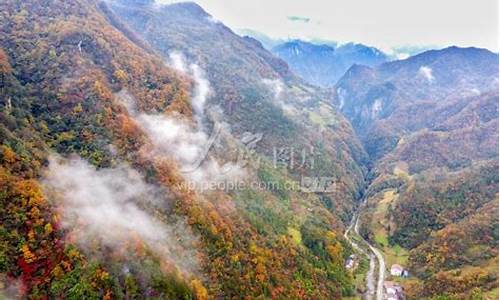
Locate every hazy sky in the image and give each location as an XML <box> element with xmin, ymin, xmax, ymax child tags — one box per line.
<box><xmin>171</xmin><ymin>0</ymin><xmax>499</xmax><ymax>53</ymax></box>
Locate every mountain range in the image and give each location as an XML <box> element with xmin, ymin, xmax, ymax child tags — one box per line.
<box><xmin>272</xmin><ymin>40</ymin><xmax>388</xmax><ymax>87</ymax></box>
<box><xmin>237</xmin><ymin>30</ymin><xmax>433</xmax><ymax>88</ymax></box>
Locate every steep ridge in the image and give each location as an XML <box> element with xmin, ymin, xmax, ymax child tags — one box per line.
<box><xmin>0</xmin><ymin>0</ymin><xmax>200</xmax><ymax>297</ymax></box>
<box><xmin>101</xmin><ymin>3</ymin><xmax>378</xmax><ymax>298</ymax></box>
<box><xmin>0</xmin><ymin>0</ymin><xmax>372</xmax><ymax>299</ymax></box>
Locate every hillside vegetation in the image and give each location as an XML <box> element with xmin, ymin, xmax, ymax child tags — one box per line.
<box><xmin>0</xmin><ymin>0</ymin><xmax>370</xmax><ymax>299</ymax></box>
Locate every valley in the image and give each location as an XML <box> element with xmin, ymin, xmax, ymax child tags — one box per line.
<box><xmin>0</xmin><ymin>0</ymin><xmax>498</xmax><ymax>299</ymax></box>
<box><xmin>336</xmin><ymin>46</ymin><xmax>499</xmax><ymax>298</ymax></box>
<box><xmin>276</xmin><ymin>29</ymin><xmax>500</xmax><ymax>300</ymax></box>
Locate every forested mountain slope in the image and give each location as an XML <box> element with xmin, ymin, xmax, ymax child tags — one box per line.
<box><xmin>0</xmin><ymin>0</ymin><xmax>371</xmax><ymax>299</ymax></box>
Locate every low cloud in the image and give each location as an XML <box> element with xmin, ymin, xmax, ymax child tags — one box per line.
<box><xmin>168</xmin><ymin>52</ymin><xmax>210</xmax><ymax>121</ymax></box>
<box><xmin>190</xmin><ymin>64</ymin><xmax>210</xmax><ymax>118</ymax></box>
<box><xmin>396</xmin><ymin>53</ymin><xmax>410</xmax><ymax>60</ymax></box>
<box><xmin>418</xmin><ymin>66</ymin><xmax>434</xmax><ymax>82</ymax></box>
<box><xmin>130</xmin><ymin>105</ymin><xmax>246</xmax><ymax>189</ymax></box>
<box><xmin>262</xmin><ymin>78</ymin><xmax>296</xmax><ymax>114</ymax></box>
<box><xmin>206</xmin><ymin>15</ymin><xmax>220</xmax><ymax>24</ymax></box>
<box><xmin>262</xmin><ymin>78</ymin><xmax>284</xmax><ymax>99</ymax></box>
<box><xmin>153</xmin><ymin>0</ymin><xmax>184</xmax><ymax>6</ymax></box>
<box><xmin>42</xmin><ymin>156</ymin><xmax>201</xmax><ymax>275</ymax></box>
<box><xmin>118</xmin><ymin>51</ymin><xmax>246</xmax><ymax>190</ymax></box>
<box><xmin>168</xmin><ymin>51</ymin><xmax>188</xmax><ymax>73</ymax></box>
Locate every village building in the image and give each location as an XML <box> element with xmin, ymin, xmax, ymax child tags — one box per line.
<box><xmin>345</xmin><ymin>254</ymin><xmax>357</xmax><ymax>269</ymax></box>
<box><xmin>390</xmin><ymin>264</ymin><xmax>405</xmax><ymax>277</ymax></box>
<box><xmin>384</xmin><ymin>281</ymin><xmax>403</xmax><ymax>300</ymax></box>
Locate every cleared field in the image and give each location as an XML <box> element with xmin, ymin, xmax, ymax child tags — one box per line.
<box><xmin>371</xmin><ymin>190</ymin><xmax>409</xmax><ymax>267</ymax></box>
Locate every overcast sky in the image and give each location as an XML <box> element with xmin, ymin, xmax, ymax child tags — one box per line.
<box><xmin>166</xmin><ymin>0</ymin><xmax>498</xmax><ymax>53</ymax></box>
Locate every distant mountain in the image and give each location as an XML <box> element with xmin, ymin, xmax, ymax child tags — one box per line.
<box><xmin>272</xmin><ymin>40</ymin><xmax>388</xmax><ymax>87</ymax></box>
<box><xmin>389</xmin><ymin>45</ymin><xmax>432</xmax><ymax>59</ymax></box>
<box><xmin>235</xmin><ymin>28</ymin><xmax>286</xmax><ymax>49</ymax></box>
<box><xmin>336</xmin><ymin>46</ymin><xmax>499</xmax><ymax>159</ymax></box>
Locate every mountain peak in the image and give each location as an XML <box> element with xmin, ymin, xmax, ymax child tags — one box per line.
<box><xmin>411</xmin><ymin>45</ymin><xmax>497</xmax><ymax>61</ymax></box>
<box><xmin>114</xmin><ymin>1</ymin><xmax>212</xmax><ymax>19</ymax></box>
<box><xmin>242</xmin><ymin>35</ymin><xmax>265</xmax><ymax>49</ymax></box>
<box><xmin>274</xmin><ymin>40</ymin><xmax>334</xmax><ymax>54</ymax></box>
<box><xmin>340</xmin><ymin>63</ymin><xmax>375</xmax><ymax>81</ymax></box>
<box><xmin>158</xmin><ymin>1</ymin><xmax>210</xmax><ymax>18</ymax></box>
